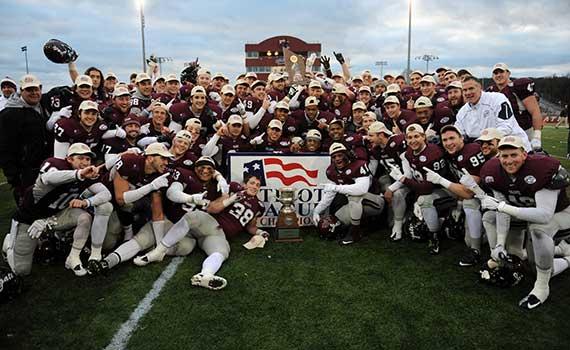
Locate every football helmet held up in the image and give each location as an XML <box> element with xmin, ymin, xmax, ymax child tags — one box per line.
<box><xmin>43</xmin><ymin>39</ymin><xmax>78</xmax><ymax>64</ymax></box>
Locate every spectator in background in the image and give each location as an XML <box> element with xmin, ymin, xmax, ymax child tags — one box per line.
<box><xmin>556</xmin><ymin>104</ymin><xmax>568</xmax><ymax>129</ymax></box>
<box><xmin>0</xmin><ymin>75</ymin><xmax>52</xmax><ymax>205</ymax></box>
<box><xmin>0</xmin><ymin>77</ymin><xmax>17</xmax><ymax>111</ymax></box>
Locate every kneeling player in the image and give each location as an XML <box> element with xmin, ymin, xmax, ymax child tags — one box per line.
<box><xmin>4</xmin><ymin>143</ymin><xmax>112</xmax><ymax>276</ymax></box>
<box><xmin>313</xmin><ymin>143</ymin><xmax>384</xmax><ymax>245</ymax></box>
<box><xmin>133</xmin><ymin>174</ymin><xmax>267</xmax><ymax>290</ymax></box>
<box><xmin>479</xmin><ymin>136</ymin><xmax>570</xmax><ymax>309</ymax></box>
<box><xmin>389</xmin><ymin>124</ymin><xmax>451</xmax><ymax>254</ymax></box>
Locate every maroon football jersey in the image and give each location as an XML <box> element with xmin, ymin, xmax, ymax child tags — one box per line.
<box><xmin>394</xmin><ymin>109</ymin><xmax>419</xmax><ymax>133</ymax></box>
<box><xmin>215</xmin><ymin>182</ymin><xmax>264</xmax><ymax>239</ymax></box>
<box><xmin>486</xmin><ymin>78</ymin><xmax>534</xmax><ymax>130</ymax></box>
<box><xmin>15</xmin><ymin>157</ymin><xmax>97</xmax><ymax>224</ymax></box>
<box><xmin>101</xmin><ymin>105</ymin><xmax>131</xmax><ymax>128</ymax></box>
<box><xmin>321</xmin><ymin>134</ymin><xmax>368</xmax><ymax>161</ymax></box>
<box><xmin>375</xmin><ymin>133</ymin><xmax>407</xmax><ymax>174</ymax></box>
<box><xmin>480</xmin><ymin>155</ymin><xmax>569</xmax><ymax>212</ymax></box>
<box><xmin>131</xmin><ymin>93</ymin><xmax>152</xmax><ymax>115</ymax></box>
<box><xmin>101</xmin><ymin>137</ymin><xmax>139</xmax><ymax>155</ymax></box>
<box><xmin>171</xmin><ymin>150</ymin><xmax>199</xmax><ymax>170</ymax></box>
<box><xmin>115</xmin><ymin>153</ymin><xmax>161</xmax><ymax>188</ymax></box>
<box><xmin>243</xmin><ymin>96</ymin><xmax>263</xmax><ymax>113</ymax></box>
<box><xmin>152</xmin><ymin>92</ymin><xmax>180</xmax><ymax>105</ymax></box>
<box><xmin>445</xmin><ymin>143</ymin><xmax>485</xmax><ymax>181</ymax></box>
<box><xmin>267</xmin><ymin>88</ymin><xmax>286</xmax><ymax>102</ymax></box>
<box><xmin>291</xmin><ymin>110</ymin><xmax>334</xmax><ymax>137</ymax></box>
<box><xmin>402</xmin><ymin>87</ymin><xmax>421</xmax><ymax>102</ymax></box>
<box><xmin>326</xmin><ymin>159</ymin><xmax>371</xmax><ymax>185</ymax></box>
<box><xmin>330</xmin><ymin>99</ymin><xmax>353</xmax><ymax>123</ymax></box>
<box><xmin>163</xmin><ymin>167</ymin><xmax>221</xmax><ymax>222</ymax></box>
<box><xmin>253</xmin><ymin>135</ymin><xmax>291</xmax><ymax>153</ymax></box>
<box><xmin>53</xmin><ymin>118</ymin><xmax>108</xmax><ymax>150</ymax></box>
<box><xmin>403</xmin><ymin>143</ymin><xmax>447</xmax><ymax>195</ymax></box>
<box><xmin>220</xmin><ymin>134</ymin><xmax>253</xmax><ymax>153</ymax></box>
<box><xmin>169</xmin><ymin>101</ymin><xmax>193</xmax><ymax>124</ymax></box>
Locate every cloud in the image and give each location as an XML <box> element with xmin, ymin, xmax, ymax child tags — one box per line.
<box><xmin>1</xmin><ymin>0</ymin><xmax>569</xmax><ymax>88</ymax></box>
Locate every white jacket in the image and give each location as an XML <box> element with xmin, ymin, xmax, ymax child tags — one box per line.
<box><xmin>455</xmin><ymin>91</ymin><xmax>531</xmax><ymax>151</ymax></box>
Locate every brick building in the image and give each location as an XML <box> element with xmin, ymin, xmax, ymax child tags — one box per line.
<box><xmin>245</xmin><ymin>35</ymin><xmax>321</xmax><ymax>80</ymax></box>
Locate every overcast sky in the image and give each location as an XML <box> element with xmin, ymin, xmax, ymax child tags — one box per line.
<box><xmin>1</xmin><ymin>0</ymin><xmax>569</xmax><ymax>88</ymax></box>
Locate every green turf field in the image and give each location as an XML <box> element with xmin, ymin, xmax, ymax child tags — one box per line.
<box><xmin>1</xmin><ymin>127</ymin><xmax>569</xmax><ymax>350</ymax></box>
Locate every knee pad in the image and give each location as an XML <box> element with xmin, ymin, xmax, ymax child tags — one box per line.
<box><xmin>417</xmin><ymin>195</ymin><xmax>435</xmax><ymax>209</ymax></box>
<box><xmin>95</xmin><ymin>202</ymin><xmax>113</xmax><ymax>216</ymax></box>
<box><xmin>133</xmin><ymin>228</ymin><xmax>155</xmax><ymax>250</ymax></box>
<box><xmin>482</xmin><ymin>210</ymin><xmax>496</xmax><ymax>225</ymax></box>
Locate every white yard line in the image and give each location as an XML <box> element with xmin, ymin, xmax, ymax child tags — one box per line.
<box><xmin>104</xmin><ymin>257</ymin><xmax>184</xmax><ymax>350</ymax></box>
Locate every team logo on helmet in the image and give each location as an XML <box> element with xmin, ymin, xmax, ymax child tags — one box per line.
<box><xmin>419</xmin><ymin>155</ymin><xmax>427</xmax><ymax>162</ymax></box>
<box><xmin>485</xmin><ymin>176</ymin><xmax>494</xmax><ymax>183</ymax></box>
<box><xmin>458</xmin><ymin>155</ymin><xmax>463</xmax><ymax>161</ymax></box>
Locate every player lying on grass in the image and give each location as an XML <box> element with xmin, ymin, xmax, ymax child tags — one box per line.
<box><xmin>133</xmin><ymin>174</ymin><xmax>267</xmax><ymax>291</ymax></box>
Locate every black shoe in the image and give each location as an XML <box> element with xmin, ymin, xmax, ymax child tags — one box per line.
<box><xmin>459</xmin><ymin>249</ymin><xmax>481</xmax><ymax>267</ymax></box>
<box><xmin>339</xmin><ymin>225</ymin><xmax>361</xmax><ymax>246</ymax></box>
<box><xmin>428</xmin><ymin>239</ymin><xmax>440</xmax><ymax>255</ymax></box>
<box><xmin>87</xmin><ymin>259</ymin><xmax>109</xmax><ymax>276</ymax></box>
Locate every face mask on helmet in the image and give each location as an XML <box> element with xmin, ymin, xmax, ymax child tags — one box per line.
<box><xmin>479</xmin><ymin>255</ymin><xmax>525</xmax><ymax>288</ymax></box>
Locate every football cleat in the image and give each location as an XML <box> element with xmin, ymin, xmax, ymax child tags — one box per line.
<box><xmin>65</xmin><ymin>255</ymin><xmax>87</xmax><ymax>277</ymax></box>
<box><xmin>339</xmin><ymin>225</ymin><xmax>361</xmax><ymax>246</ymax></box>
<box><xmin>428</xmin><ymin>239</ymin><xmax>440</xmax><ymax>255</ymax></box>
<box><xmin>519</xmin><ymin>294</ymin><xmax>543</xmax><ymax>310</ymax></box>
<box><xmin>389</xmin><ymin>229</ymin><xmax>402</xmax><ymax>242</ymax></box>
<box><xmin>133</xmin><ymin>243</ymin><xmax>167</xmax><ymax>266</ymax></box>
<box><xmin>87</xmin><ymin>259</ymin><xmax>109</xmax><ymax>275</ymax></box>
<box><xmin>191</xmin><ymin>273</ymin><xmax>227</xmax><ymax>291</ymax></box>
<box><xmin>459</xmin><ymin>249</ymin><xmax>481</xmax><ymax>267</ymax></box>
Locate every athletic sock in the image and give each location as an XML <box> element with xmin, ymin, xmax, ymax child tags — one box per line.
<box><xmin>201</xmin><ymin>252</ymin><xmax>225</xmax><ymax>276</ymax></box>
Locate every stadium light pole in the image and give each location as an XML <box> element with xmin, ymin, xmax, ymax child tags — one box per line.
<box><xmin>375</xmin><ymin>61</ymin><xmax>388</xmax><ymax>78</ymax></box>
<box><xmin>406</xmin><ymin>0</ymin><xmax>412</xmax><ymax>83</ymax></box>
<box><xmin>137</xmin><ymin>0</ymin><xmax>146</xmax><ymax>72</ymax></box>
<box><xmin>21</xmin><ymin>46</ymin><xmax>29</xmax><ymax>74</ymax></box>
<box><xmin>415</xmin><ymin>54</ymin><xmax>439</xmax><ymax>73</ymax></box>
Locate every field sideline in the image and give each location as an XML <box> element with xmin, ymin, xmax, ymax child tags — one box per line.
<box><xmin>0</xmin><ymin>127</ymin><xmax>569</xmax><ymax>350</ymax></box>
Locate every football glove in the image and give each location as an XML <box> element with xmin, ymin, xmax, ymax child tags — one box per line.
<box><xmin>150</xmin><ymin>173</ymin><xmax>170</xmax><ymax>191</ymax></box>
<box><xmin>312</xmin><ymin>212</ymin><xmax>321</xmax><ymax>226</ymax></box>
<box><xmin>236</xmin><ymin>100</ymin><xmax>246</xmax><ymax>116</ymax></box>
<box><xmin>250</xmin><ymin>133</ymin><xmax>265</xmax><ymax>145</ymax></box>
<box><xmin>333</xmin><ymin>51</ymin><xmax>345</xmax><ymax>65</ymax></box>
<box><xmin>480</xmin><ymin>195</ymin><xmax>501</xmax><ymax>211</ymax></box>
<box><xmin>189</xmin><ymin>191</ymin><xmax>208</xmax><ymax>207</ymax></box>
<box><xmin>255</xmin><ymin>229</ymin><xmax>270</xmax><ymax>239</ymax></box>
<box><xmin>388</xmin><ymin>164</ymin><xmax>404</xmax><ymax>182</ymax></box>
<box><xmin>27</xmin><ymin>219</ymin><xmax>49</xmax><ymax>240</ymax></box>
<box><xmin>491</xmin><ymin>244</ymin><xmax>508</xmax><ymax>262</ymax></box>
<box><xmin>114</xmin><ymin>127</ymin><xmax>127</xmax><ymax>139</ymax></box>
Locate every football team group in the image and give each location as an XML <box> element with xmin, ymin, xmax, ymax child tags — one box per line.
<box><xmin>0</xmin><ymin>41</ymin><xmax>568</xmax><ymax>311</ymax></box>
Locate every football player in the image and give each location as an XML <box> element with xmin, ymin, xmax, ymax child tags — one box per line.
<box><xmin>202</xmin><ymin>115</ymin><xmax>252</xmax><ymax>170</ymax></box>
<box><xmin>455</xmin><ymin>76</ymin><xmax>530</xmax><ymax>149</ymax></box>
<box><xmin>383</xmin><ymin>96</ymin><xmax>418</xmax><ymax>134</ymax></box>
<box><xmin>130</xmin><ymin>73</ymin><xmax>153</xmax><ymax>118</ymax></box>
<box><xmin>329</xmin><ymin>83</ymin><xmax>353</xmax><ymax>123</ymax></box>
<box><xmin>487</xmin><ymin>63</ymin><xmax>543</xmax><ymax>149</ymax></box>
<box><xmin>476</xmin><ymin>128</ymin><xmax>504</xmax><ymax>160</ymax></box>
<box><xmin>313</xmin><ymin>143</ymin><xmax>384</xmax><ymax>245</ymax></box>
<box><xmin>4</xmin><ymin>143</ymin><xmax>112</xmax><ymax>276</ymax></box>
<box><xmin>445</xmin><ymin>81</ymin><xmax>464</xmax><ymax>117</ymax></box>
<box><xmin>290</xmin><ymin>129</ymin><xmax>323</xmax><ymax>153</ymax></box>
<box><xmin>250</xmin><ymin>119</ymin><xmax>291</xmax><ymax>153</ymax></box>
<box><xmin>479</xmin><ymin>136</ymin><xmax>570</xmax><ymax>309</ymax></box>
<box><xmin>418</xmin><ymin>75</ymin><xmax>447</xmax><ymax>108</ymax></box>
<box><xmin>367</xmin><ymin>121</ymin><xmax>409</xmax><ymax>241</ymax></box>
<box><xmin>133</xmin><ymin>174</ymin><xmax>266</xmax><ymax>290</ymax></box>
<box><xmin>103</xmin><ymin>72</ymin><xmax>117</xmax><ymax>96</ymax></box>
<box><xmin>413</xmin><ymin>96</ymin><xmax>455</xmax><ymax>144</ymax></box>
<box><xmin>321</xmin><ymin>119</ymin><xmax>368</xmax><ymax>161</ymax></box>
<box><xmin>428</xmin><ymin>125</ymin><xmax>486</xmax><ymax>266</ymax></box>
<box><xmin>267</xmin><ymin>73</ymin><xmax>286</xmax><ymax>102</ymax></box>
<box><xmin>234</xmin><ymin>79</ymin><xmax>250</xmax><ymax>100</ymax></box>
<box><xmin>345</xmin><ymin>101</ymin><xmax>367</xmax><ymax>134</ymax></box>
<box><xmin>101</xmin><ymin>116</ymin><xmax>142</xmax><ymax>159</ymax></box>
<box><xmin>138</xmin><ymin>102</ymin><xmax>176</xmax><ymax>147</ymax></box>
<box><xmin>101</xmin><ymin>86</ymin><xmax>132</xmax><ymax>129</ymax></box>
<box><xmin>390</xmin><ymin>124</ymin><xmax>449</xmax><ymax>254</ymax></box>
<box><xmin>153</xmin><ymin>74</ymin><xmax>181</xmax><ymax>105</ymax></box>
<box><xmin>53</xmin><ymin>100</ymin><xmax>110</xmax><ymax>159</ymax></box>
<box><xmin>108</xmin><ymin>142</ymin><xmax>172</xmax><ymax>242</ymax></box>
<box><xmin>184</xmin><ymin>118</ymin><xmax>208</xmax><ymax>156</ymax></box>
<box><xmin>291</xmin><ymin>96</ymin><xmax>334</xmax><ymax>137</ymax></box>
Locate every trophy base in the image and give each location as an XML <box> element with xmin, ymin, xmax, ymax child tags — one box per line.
<box><xmin>273</xmin><ymin>228</ymin><xmax>303</xmax><ymax>243</ymax></box>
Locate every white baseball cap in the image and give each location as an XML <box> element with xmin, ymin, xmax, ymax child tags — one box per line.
<box><xmin>67</xmin><ymin>142</ymin><xmax>95</xmax><ymax>158</ymax></box>
<box><xmin>19</xmin><ymin>74</ymin><xmax>41</xmax><ymax>89</ymax></box>
<box><xmin>144</xmin><ymin>142</ymin><xmax>174</xmax><ymax>158</ymax></box>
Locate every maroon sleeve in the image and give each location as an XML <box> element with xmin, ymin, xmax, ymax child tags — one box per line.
<box><xmin>229</xmin><ymin>181</ymin><xmax>244</xmax><ymax>193</ymax></box>
<box><xmin>512</xmin><ymin>78</ymin><xmax>535</xmax><ymax>100</ymax></box>
<box><xmin>53</xmin><ymin>119</ymin><xmax>74</xmax><ymax>143</ymax></box>
<box><xmin>116</xmin><ymin>153</ymin><xmax>142</xmax><ymax>179</ymax></box>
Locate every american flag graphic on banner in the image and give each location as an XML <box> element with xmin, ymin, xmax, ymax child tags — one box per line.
<box><xmin>243</xmin><ymin>157</ymin><xmax>319</xmax><ymax>187</ymax></box>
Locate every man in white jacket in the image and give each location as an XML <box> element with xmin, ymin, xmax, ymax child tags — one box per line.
<box><xmin>455</xmin><ymin>76</ymin><xmax>530</xmax><ymax>151</ymax></box>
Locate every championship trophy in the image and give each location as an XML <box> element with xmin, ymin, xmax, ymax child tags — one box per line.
<box><xmin>274</xmin><ymin>187</ymin><xmax>302</xmax><ymax>242</ymax></box>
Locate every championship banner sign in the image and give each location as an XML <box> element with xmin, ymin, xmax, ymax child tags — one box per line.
<box><xmin>228</xmin><ymin>152</ymin><xmax>330</xmax><ymax>227</ymax></box>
